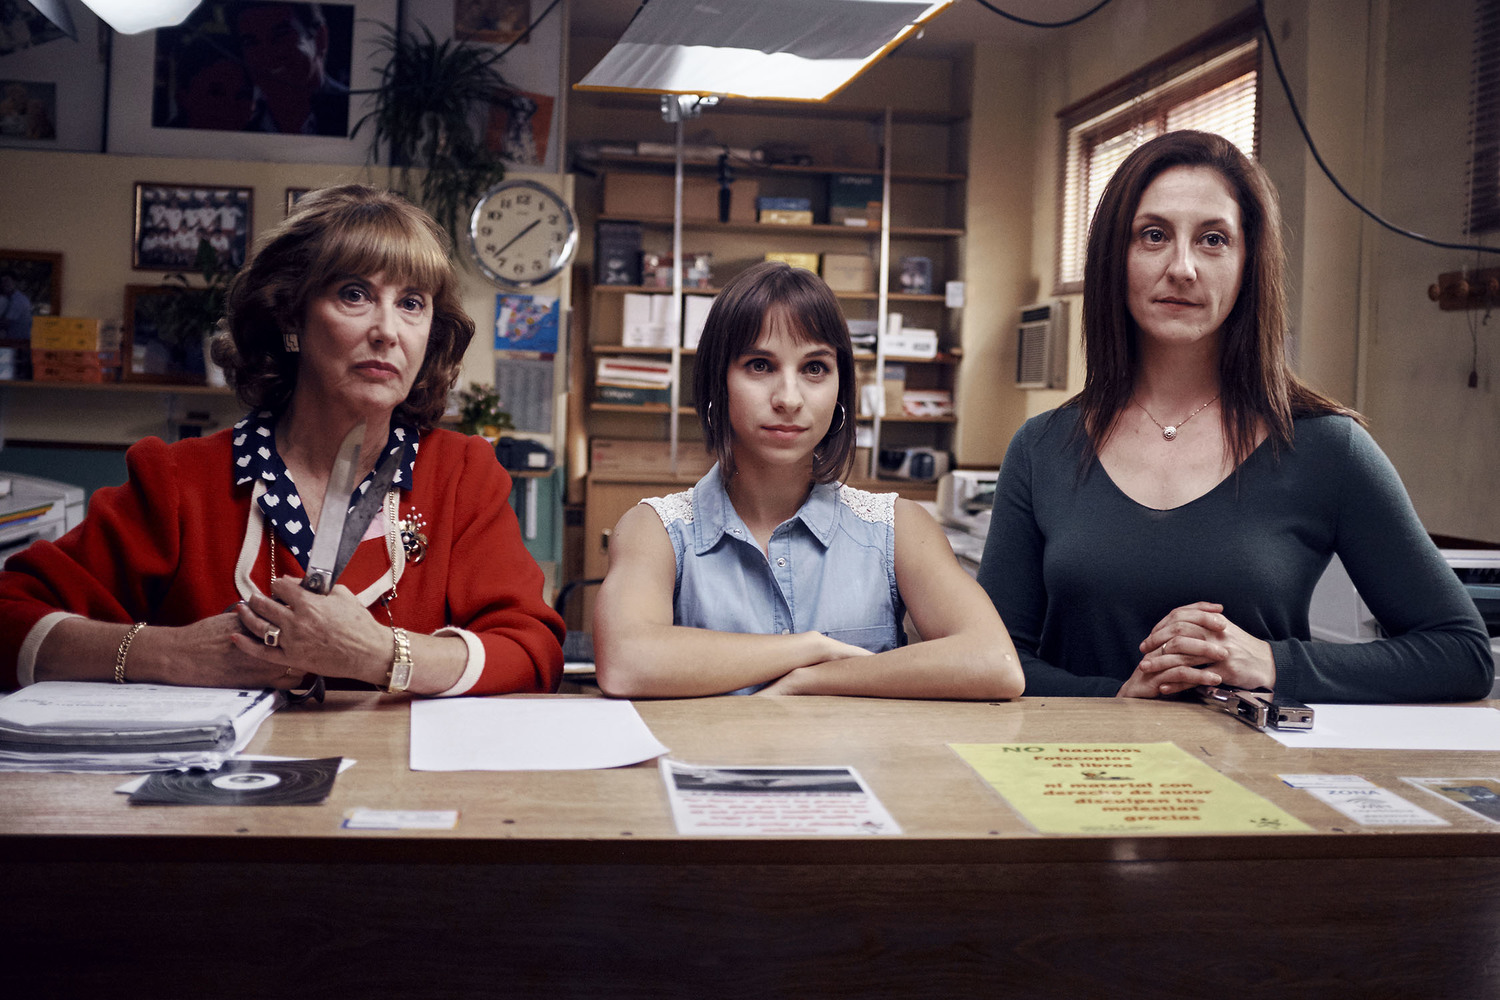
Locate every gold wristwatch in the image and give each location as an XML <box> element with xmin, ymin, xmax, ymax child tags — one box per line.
<box><xmin>385</xmin><ymin>627</ymin><xmax>413</xmax><ymax>694</ymax></box>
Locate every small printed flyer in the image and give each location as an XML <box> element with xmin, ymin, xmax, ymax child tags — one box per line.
<box><xmin>950</xmin><ymin>742</ymin><xmax>1310</xmax><ymax>836</ymax></box>
<box><xmin>659</xmin><ymin>760</ymin><xmax>901</xmax><ymax>836</ymax></box>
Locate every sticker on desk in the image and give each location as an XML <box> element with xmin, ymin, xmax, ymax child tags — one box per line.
<box><xmin>1278</xmin><ymin>774</ymin><xmax>1376</xmax><ymax>789</ymax></box>
<box><xmin>342</xmin><ymin>808</ymin><xmax>459</xmax><ymax>831</ymax></box>
<box><xmin>659</xmin><ymin>760</ymin><xmax>901</xmax><ymax>836</ymax></box>
<box><xmin>1304</xmin><ymin>787</ymin><xmax>1448</xmax><ymax>827</ymax></box>
<box><xmin>1400</xmin><ymin>777</ymin><xmax>1500</xmax><ymax>824</ymax></box>
<box><xmin>948</xmin><ymin>742</ymin><xmax>1310</xmax><ymax>836</ymax></box>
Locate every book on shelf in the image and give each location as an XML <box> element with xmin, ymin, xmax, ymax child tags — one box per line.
<box><xmin>596</xmin><ymin>356</ymin><xmax>673</xmax><ymax>386</ymax></box>
<box><xmin>595</xmin><ymin>382</ymin><xmax>673</xmax><ymax>407</ymax></box>
<box><xmin>0</xmin><ymin>681</ymin><xmax>282</xmax><ymax>773</ymax></box>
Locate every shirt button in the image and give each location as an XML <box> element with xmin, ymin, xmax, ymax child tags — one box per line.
<box><xmin>776</xmin><ymin>557</ymin><xmax>787</xmax><ymax>567</ymax></box>
<box><xmin>781</xmin><ymin>628</ymin><xmax>790</xmax><ymax>634</ymax></box>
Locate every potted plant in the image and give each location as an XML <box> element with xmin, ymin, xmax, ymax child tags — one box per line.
<box><xmin>455</xmin><ymin>382</ymin><xmax>514</xmax><ymax>442</ymax></box>
<box><xmin>138</xmin><ymin>237</ymin><xmax>236</xmax><ymax>386</ymax></box>
<box><xmin>353</xmin><ymin>22</ymin><xmax>511</xmax><ymax>245</ymax></box>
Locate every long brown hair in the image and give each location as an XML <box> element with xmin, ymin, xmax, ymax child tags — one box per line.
<box><xmin>1077</xmin><ymin>130</ymin><xmax>1358</xmax><ymax>464</ymax></box>
<box><xmin>693</xmin><ymin>260</ymin><xmax>856</xmax><ymax>484</ymax></box>
<box><xmin>216</xmin><ymin>184</ymin><xmax>473</xmax><ymax>429</ymax></box>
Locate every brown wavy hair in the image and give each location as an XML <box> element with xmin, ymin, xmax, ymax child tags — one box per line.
<box><xmin>693</xmin><ymin>260</ymin><xmax>857</xmax><ymax>484</ymax></box>
<box><xmin>1077</xmin><ymin>130</ymin><xmax>1358</xmax><ymax>464</ymax></box>
<box><xmin>214</xmin><ymin>184</ymin><xmax>473</xmax><ymax>428</ymax></box>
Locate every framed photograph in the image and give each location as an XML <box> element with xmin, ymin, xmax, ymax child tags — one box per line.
<box><xmin>285</xmin><ymin>187</ymin><xmax>312</xmax><ymax>214</ymax></box>
<box><xmin>123</xmin><ymin>284</ymin><xmax>211</xmax><ymax>385</ymax></box>
<box><xmin>151</xmin><ymin>2</ymin><xmax>356</xmax><ymax>136</ymax></box>
<box><xmin>0</xmin><ymin>80</ymin><xmax>57</xmax><ymax>141</ymax></box>
<box><xmin>456</xmin><ymin>0</ymin><xmax>531</xmax><ymax>44</ymax></box>
<box><xmin>0</xmin><ymin>250</ymin><xmax>62</xmax><ymax>336</ymax></box>
<box><xmin>133</xmin><ymin>182</ymin><xmax>253</xmax><ymax>272</ymax></box>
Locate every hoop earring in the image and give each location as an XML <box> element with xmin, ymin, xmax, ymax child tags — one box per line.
<box><xmin>830</xmin><ymin>402</ymin><xmax>845</xmax><ymax>435</ymax></box>
<box><xmin>282</xmin><ymin>331</ymin><xmax>300</xmax><ymax>353</ymax></box>
<box><xmin>705</xmin><ymin>400</ymin><xmax>713</xmax><ymax>431</ymax></box>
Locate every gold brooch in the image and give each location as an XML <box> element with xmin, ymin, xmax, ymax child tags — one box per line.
<box><xmin>398</xmin><ymin>511</ymin><xmax>429</xmax><ymax>564</ymax></box>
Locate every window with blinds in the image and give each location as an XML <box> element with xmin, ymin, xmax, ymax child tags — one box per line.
<box><xmin>1055</xmin><ymin>17</ymin><xmax>1261</xmax><ymax>293</ymax></box>
<box><xmin>1468</xmin><ymin>0</ymin><xmax>1500</xmax><ymax>234</ymax></box>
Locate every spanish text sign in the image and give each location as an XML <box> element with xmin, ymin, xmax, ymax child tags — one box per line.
<box><xmin>950</xmin><ymin>742</ymin><xmax>1310</xmax><ymax>835</ymax></box>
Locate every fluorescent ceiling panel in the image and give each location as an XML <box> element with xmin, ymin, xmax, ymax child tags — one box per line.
<box><xmin>576</xmin><ymin>0</ymin><xmax>953</xmax><ymax>102</ymax></box>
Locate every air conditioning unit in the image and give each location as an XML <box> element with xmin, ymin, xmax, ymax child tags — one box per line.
<box><xmin>1014</xmin><ymin>300</ymin><xmax>1068</xmax><ymax>390</ymax></box>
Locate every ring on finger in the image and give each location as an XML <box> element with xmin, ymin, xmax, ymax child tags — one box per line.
<box><xmin>264</xmin><ymin>626</ymin><xmax>281</xmax><ymax>648</ymax></box>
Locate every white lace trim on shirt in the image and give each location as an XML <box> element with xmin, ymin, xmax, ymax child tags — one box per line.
<box><xmin>838</xmin><ymin>484</ymin><xmax>896</xmax><ymax>525</ymax></box>
<box><xmin>644</xmin><ymin>490</ymin><xmax>694</xmax><ymax>525</ymax></box>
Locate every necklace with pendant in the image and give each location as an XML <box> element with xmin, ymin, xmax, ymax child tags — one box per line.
<box><xmin>1133</xmin><ymin>393</ymin><xmax>1220</xmax><ymax>441</ymax></box>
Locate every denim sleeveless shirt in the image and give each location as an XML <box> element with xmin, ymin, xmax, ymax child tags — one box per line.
<box><xmin>643</xmin><ymin>464</ymin><xmax>906</xmax><ymax>694</ymax></box>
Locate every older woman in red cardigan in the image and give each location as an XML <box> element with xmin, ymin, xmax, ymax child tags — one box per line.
<box><xmin>0</xmin><ymin>185</ymin><xmax>564</xmax><ymax>696</ymax></box>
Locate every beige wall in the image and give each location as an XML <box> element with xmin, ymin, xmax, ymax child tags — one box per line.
<box><xmin>963</xmin><ymin>0</ymin><xmax>1496</xmax><ymax>541</ymax></box>
<box><xmin>0</xmin><ymin>150</ymin><xmax>554</xmax><ymax>445</ymax></box>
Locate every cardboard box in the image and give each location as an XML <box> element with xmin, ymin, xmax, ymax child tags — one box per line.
<box><xmin>757</xmin><ymin>196</ymin><xmax>812</xmax><ymax>212</ymax></box>
<box><xmin>590</xmin><ymin>438</ymin><xmax>715</xmax><ymax>478</ymax></box>
<box><xmin>884</xmin><ymin>327</ymin><xmax>938</xmax><ymax>359</ymax></box>
<box><xmin>821</xmin><ymin>253</ymin><xmax>874</xmax><ymax>293</ymax></box>
<box><xmin>764</xmin><ymin>251</ymin><xmax>820</xmax><ymax>272</ymax></box>
<box><xmin>758</xmin><ymin>209</ymin><xmax>814</xmax><ymax>225</ymax></box>
<box><xmin>31</xmin><ymin>316</ymin><xmax>124</xmax><ymax>352</ymax></box>
<box><xmin>603</xmin><ymin>173</ymin><xmax>758</xmax><ymax>222</ymax></box>
<box><xmin>31</xmin><ymin>349</ymin><xmax>123</xmax><ymax>382</ymax></box>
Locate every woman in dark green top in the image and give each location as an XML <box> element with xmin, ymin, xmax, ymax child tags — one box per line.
<box><xmin>977</xmin><ymin>130</ymin><xmax>1491</xmax><ymax>702</ymax></box>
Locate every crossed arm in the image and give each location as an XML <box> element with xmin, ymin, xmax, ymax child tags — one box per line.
<box><xmin>592</xmin><ymin>500</ymin><xmax>1023</xmax><ymax>700</ymax></box>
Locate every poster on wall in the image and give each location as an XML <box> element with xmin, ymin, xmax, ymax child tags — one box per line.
<box><xmin>0</xmin><ymin>79</ymin><xmax>55</xmax><ymax>140</ymax></box>
<box><xmin>151</xmin><ymin>2</ymin><xmax>355</xmax><ymax>136</ymax></box>
<box><xmin>0</xmin><ymin>5</ymin><xmax>67</xmax><ymax>57</ymax></box>
<box><xmin>107</xmin><ymin>0</ymin><xmax>393</xmax><ymax>163</ymax></box>
<box><xmin>455</xmin><ymin>0</ymin><xmax>531</xmax><ymax>44</ymax></box>
<box><xmin>486</xmin><ymin>89</ymin><xmax>552</xmax><ymax>166</ymax></box>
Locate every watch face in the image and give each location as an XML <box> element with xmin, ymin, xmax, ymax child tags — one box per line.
<box><xmin>469</xmin><ymin>180</ymin><xmax>579</xmax><ymax>288</ymax></box>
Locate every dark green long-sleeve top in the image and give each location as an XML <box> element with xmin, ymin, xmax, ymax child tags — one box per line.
<box><xmin>976</xmin><ymin>407</ymin><xmax>1493</xmax><ymax>702</ymax></box>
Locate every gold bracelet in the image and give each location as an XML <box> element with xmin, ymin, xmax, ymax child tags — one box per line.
<box><xmin>385</xmin><ymin>626</ymin><xmax>413</xmax><ymax>694</ymax></box>
<box><xmin>114</xmin><ymin>622</ymin><xmax>146</xmax><ymax>684</ymax></box>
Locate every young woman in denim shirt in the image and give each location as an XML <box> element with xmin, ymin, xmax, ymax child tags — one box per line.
<box><xmin>594</xmin><ymin>261</ymin><xmax>1022</xmax><ymax>699</ymax></box>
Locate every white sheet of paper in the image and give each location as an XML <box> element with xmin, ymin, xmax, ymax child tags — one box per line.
<box><xmin>1265</xmin><ymin>705</ymin><xmax>1500</xmax><ymax>751</ymax></box>
<box><xmin>1278</xmin><ymin>773</ymin><xmax>1376</xmax><ymax>789</ymax></box>
<box><xmin>1306</xmin><ymin>787</ymin><xmax>1449</xmax><ymax>826</ymax></box>
<box><xmin>409</xmin><ymin>698</ymin><xmax>669</xmax><ymax>771</ymax></box>
<box><xmin>659</xmin><ymin>759</ymin><xmax>902</xmax><ymax>835</ymax></box>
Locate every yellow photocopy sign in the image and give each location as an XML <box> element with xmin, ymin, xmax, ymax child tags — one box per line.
<box><xmin>950</xmin><ymin>742</ymin><xmax>1310</xmax><ymax>835</ymax></box>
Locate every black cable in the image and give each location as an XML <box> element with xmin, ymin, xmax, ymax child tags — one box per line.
<box><xmin>1256</xmin><ymin>0</ymin><xmax>1499</xmax><ymax>255</ymax></box>
<box><xmin>971</xmin><ymin>0</ymin><xmax>1116</xmax><ymax>29</ymax></box>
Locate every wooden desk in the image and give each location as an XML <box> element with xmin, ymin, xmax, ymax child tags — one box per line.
<box><xmin>5</xmin><ymin>694</ymin><xmax>1499</xmax><ymax>998</ymax></box>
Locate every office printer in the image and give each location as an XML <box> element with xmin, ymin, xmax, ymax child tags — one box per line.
<box><xmin>1310</xmin><ymin>549</ymin><xmax>1500</xmax><ymax>697</ymax></box>
<box><xmin>934</xmin><ymin>470</ymin><xmax>998</xmax><ymax>573</ymax></box>
<box><xmin>0</xmin><ymin>474</ymin><xmax>85</xmax><ymax>563</ymax></box>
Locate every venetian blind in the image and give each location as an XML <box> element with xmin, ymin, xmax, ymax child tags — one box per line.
<box><xmin>1055</xmin><ymin>30</ymin><xmax>1260</xmax><ymax>292</ymax></box>
<box><xmin>1468</xmin><ymin>0</ymin><xmax>1500</xmax><ymax>234</ymax></box>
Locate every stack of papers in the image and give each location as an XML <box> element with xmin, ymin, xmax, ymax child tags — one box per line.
<box><xmin>0</xmin><ymin>682</ymin><xmax>282</xmax><ymax>773</ymax></box>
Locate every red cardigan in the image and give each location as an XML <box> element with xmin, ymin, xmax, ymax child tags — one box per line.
<box><xmin>0</xmin><ymin>427</ymin><xmax>564</xmax><ymax>694</ymax></box>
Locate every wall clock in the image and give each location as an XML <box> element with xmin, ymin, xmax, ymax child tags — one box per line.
<box><xmin>468</xmin><ymin>179</ymin><xmax>579</xmax><ymax>288</ymax></box>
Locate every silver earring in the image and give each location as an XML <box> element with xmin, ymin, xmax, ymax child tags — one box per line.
<box><xmin>705</xmin><ymin>400</ymin><xmax>713</xmax><ymax>431</ymax></box>
<box><xmin>283</xmin><ymin>331</ymin><xmax>300</xmax><ymax>353</ymax></box>
<box><xmin>830</xmin><ymin>402</ymin><xmax>846</xmax><ymax>435</ymax></box>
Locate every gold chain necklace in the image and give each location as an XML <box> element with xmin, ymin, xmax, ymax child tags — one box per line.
<box><xmin>1133</xmin><ymin>394</ymin><xmax>1220</xmax><ymax>441</ymax></box>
